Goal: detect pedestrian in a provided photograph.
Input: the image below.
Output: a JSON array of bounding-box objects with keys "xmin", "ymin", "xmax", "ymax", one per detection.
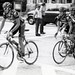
[
  {"xmin": 40, "ymin": 2, "xmax": 46, "ymax": 34},
  {"xmin": 0, "ymin": 2, "xmax": 25, "ymax": 57},
  {"xmin": 34, "ymin": 4, "xmax": 42, "ymax": 36}
]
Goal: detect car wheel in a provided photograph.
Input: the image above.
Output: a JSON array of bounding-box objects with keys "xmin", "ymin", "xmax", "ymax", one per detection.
[{"xmin": 28, "ymin": 17, "xmax": 35, "ymax": 25}]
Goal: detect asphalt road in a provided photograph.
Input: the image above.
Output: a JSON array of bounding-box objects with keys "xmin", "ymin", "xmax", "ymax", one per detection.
[{"xmin": 0, "ymin": 21, "xmax": 75, "ymax": 75}]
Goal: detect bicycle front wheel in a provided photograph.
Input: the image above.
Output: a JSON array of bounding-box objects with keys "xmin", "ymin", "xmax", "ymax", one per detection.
[
  {"xmin": 24, "ymin": 41, "xmax": 39, "ymax": 65},
  {"xmin": 0, "ymin": 43, "xmax": 14, "ymax": 70},
  {"xmin": 52, "ymin": 41, "xmax": 67, "ymax": 64}
]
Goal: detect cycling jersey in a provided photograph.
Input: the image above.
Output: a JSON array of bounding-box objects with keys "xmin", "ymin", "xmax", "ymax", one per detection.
[
  {"xmin": 69, "ymin": 14, "xmax": 75, "ymax": 34},
  {"xmin": 3, "ymin": 10, "xmax": 24, "ymax": 24},
  {"xmin": 57, "ymin": 14, "xmax": 70, "ymax": 33},
  {"xmin": 3, "ymin": 10, "xmax": 25, "ymax": 37},
  {"xmin": 57, "ymin": 14, "xmax": 69, "ymax": 24}
]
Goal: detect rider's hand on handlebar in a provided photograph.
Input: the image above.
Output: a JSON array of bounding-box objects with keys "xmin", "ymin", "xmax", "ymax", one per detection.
[
  {"xmin": 6, "ymin": 32, "xmax": 12, "ymax": 40},
  {"xmin": 0, "ymin": 30, "xmax": 1, "ymax": 34},
  {"xmin": 54, "ymin": 32, "xmax": 58, "ymax": 38},
  {"xmin": 68, "ymin": 32, "xmax": 71, "ymax": 35}
]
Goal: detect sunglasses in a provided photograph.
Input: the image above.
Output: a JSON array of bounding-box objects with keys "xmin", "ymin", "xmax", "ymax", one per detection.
[{"xmin": 3, "ymin": 7, "xmax": 9, "ymax": 11}]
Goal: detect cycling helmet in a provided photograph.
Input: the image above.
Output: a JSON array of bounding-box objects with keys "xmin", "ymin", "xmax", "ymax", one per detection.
[
  {"xmin": 59, "ymin": 7, "xmax": 66, "ymax": 12},
  {"xmin": 42, "ymin": 2, "xmax": 46, "ymax": 6},
  {"xmin": 2, "ymin": 2, "xmax": 12, "ymax": 9}
]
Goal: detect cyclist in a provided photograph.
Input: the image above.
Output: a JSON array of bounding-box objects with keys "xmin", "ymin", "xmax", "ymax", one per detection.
[
  {"xmin": 54, "ymin": 7, "xmax": 72, "ymax": 38},
  {"xmin": 0, "ymin": 2, "xmax": 25, "ymax": 57},
  {"xmin": 68, "ymin": 6, "xmax": 75, "ymax": 53}
]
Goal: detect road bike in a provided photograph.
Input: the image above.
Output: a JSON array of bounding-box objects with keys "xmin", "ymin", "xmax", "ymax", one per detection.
[
  {"xmin": 0, "ymin": 33, "xmax": 39, "ymax": 70},
  {"xmin": 52, "ymin": 34, "xmax": 75, "ymax": 64}
]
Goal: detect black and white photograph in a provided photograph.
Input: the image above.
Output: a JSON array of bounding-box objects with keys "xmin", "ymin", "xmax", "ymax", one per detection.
[{"xmin": 0, "ymin": 0, "xmax": 75, "ymax": 75}]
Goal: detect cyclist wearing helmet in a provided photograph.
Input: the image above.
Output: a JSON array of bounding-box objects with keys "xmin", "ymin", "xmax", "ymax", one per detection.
[
  {"xmin": 54, "ymin": 7, "xmax": 71, "ymax": 37},
  {"xmin": 64, "ymin": 6, "xmax": 75, "ymax": 54},
  {"xmin": 0, "ymin": 2, "xmax": 25, "ymax": 57},
  {"xmin": 68, "ymin": 6, "xmax": 75, "ymax": 44}
]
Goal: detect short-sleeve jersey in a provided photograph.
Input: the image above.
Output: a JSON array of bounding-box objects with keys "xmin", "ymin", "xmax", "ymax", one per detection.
[
  {"xmin": 57, "ymin": 14, "xmax": 68, "ymax": 23},
  {"xmin": 3, "ymin": 10, "xmax": 24, "ymax": 24},
  {"xmin": 56, "ymin": 14, "xmax": 71, "ymax": 27}
]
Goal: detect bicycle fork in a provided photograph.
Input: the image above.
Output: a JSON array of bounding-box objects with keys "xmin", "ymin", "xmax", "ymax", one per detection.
[
  {"xmin": 25, "ymin": 43, "xmax": 33, "ymax": 58},
  {"xmin": 4, "ymin": 43, "xmax": 9, "ymax": 55}
]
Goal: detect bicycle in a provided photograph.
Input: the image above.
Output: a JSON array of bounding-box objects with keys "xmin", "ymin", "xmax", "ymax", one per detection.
[
  {"xmin": 0, "ymin": 32, "xmax": 39, "ymax": 70},
  {"xmin": 52, "ymin": 34, "xmax": 75, "ymax": 64}
]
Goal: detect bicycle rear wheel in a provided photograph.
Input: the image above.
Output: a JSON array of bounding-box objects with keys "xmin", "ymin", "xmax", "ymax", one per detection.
[
  {"xmin": 0, "ymin": 43, "xmax": 14, "ymax": 70},
  {"xmin": 52, "ymin": 41, "xmax": 67, "ymax": 64},
  {"xmin": 24, "ymin": 41, "xmax": 39, "ymax": 65}
]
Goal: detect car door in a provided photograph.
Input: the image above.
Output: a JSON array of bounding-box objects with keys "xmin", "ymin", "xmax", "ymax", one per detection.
[{"xmin": 44, "ymin": 9, "xmax": 59, "ymax": 24}]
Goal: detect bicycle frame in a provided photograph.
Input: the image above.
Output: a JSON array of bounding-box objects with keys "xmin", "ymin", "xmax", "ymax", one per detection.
[
  {"xmin": 0, "ymin": 31, "xmax": 39, "ymax": 70},
  {"xmin": 7, "ymin": 39, "xmax": 19, "ymax": 51}
]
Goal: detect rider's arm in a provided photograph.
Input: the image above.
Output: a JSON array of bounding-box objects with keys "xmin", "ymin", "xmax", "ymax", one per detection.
[
  {"xmin": 0, "ymin": 18, "xmax": 6, "ymax": 33},
  {"xmin": 54, "ymin": 21, "xmax": 60, "ymax": 37},
  {"xmin": 56, "ymin": 21, "xmax": 61, "ymax": 33},
  {"xmin": 67, "ymin": 15, "xmax": 73, "ymax": 34},
  {"xmin": 68, "ymin": 21, "xmax": 72, "ymax": 34},
  {"xmin": 54, "ymin": 15, "xmax": 61, "ymax": 37},
  {"xmin": 10, "ymin": 18, "xmax": 20, "ymax": 34},
  {"xmin": 10, "ymin": 10, "xmax": 20, "ymax": 34}
]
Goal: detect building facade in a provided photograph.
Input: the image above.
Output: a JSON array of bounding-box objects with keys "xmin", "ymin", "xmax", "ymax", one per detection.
[
  {"xmin": 26, "ymin": 0, "xmax": 75, "ymax": 10},
  {"xmin": 0, "ymin": 0, "xmax": 27, "ymax": 14},
  {"xmin": 0, "ymin": 0, "xmax": 75, "ymax": 15},
  {"xmin": 27, "ymin": 0, "xmax": 74, "ymax": 4}
]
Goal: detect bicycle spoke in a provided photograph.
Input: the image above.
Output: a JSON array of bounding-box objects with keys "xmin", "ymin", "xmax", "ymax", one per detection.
[
  {"xmin": 0, "ymin": 43, "xmax": 14, "ymax": 69},
  {"xmin": 53, "ymin": 41, "xmax": 67, "ymax": 64},
  {"xmin": 24, "ymin": 41, "xmax": 39, "ymax": 65}
]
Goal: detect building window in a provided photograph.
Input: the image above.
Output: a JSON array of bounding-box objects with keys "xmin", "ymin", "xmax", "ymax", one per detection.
[
  {"xmin": 67, "ymin": 0, "xmax": 72, "ymax": 3},
  {"xmin": 52, "ymin": 0, "xmax": 56, "ymax": 3},
  {"xmin": 59, "ymin": 0, "xmax": 62, "ymax": 3},
  {"xmin": 39, "ymin": 0, "xmax": 43, "ymax": 3},
  {"xmin": 33, "ymin": 0, "xmax": 37, "ymax": 3},
  {"xmin": 47, "ymin": 0, "xmax": 50, "ymax": 3},
  {"xmin": 44, "ymin": 0, "xmax": 47, "ymax": 3},
  {"xmin": 40, "ymin": 0, "xmax": 42, "ymax": 2},
  {"xmin": 37, "ymin": 0, "xmax": 44, "ymax": 3}
]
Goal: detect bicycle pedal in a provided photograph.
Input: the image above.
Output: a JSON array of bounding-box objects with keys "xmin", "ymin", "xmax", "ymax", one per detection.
[
  {"xmin": 17, "ymin": 56, "xmax": 24, "ymax": 61},
  {"xmin": 18, "ymin": 51, "xmax": 25, "ymax": 57}
]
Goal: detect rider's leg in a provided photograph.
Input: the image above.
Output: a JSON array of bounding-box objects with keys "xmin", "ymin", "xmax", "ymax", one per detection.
[
  {"xmin": 19, "ymin": 24, "xmax": 25, "ymax": 56},
  {"xmin": 19, "ymin": 37, "xmax": 24, "ymax": 53},
  {"xmin": 69, "ymin": 34, "xmax": 75, "ymax": 44},
  {"xmin": 69, "ymin": 34, "xmax": 75, "ymax": 53}
]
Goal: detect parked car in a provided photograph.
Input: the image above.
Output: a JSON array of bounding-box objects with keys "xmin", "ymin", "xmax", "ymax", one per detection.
[
  {"xmin": 26, "ymin": 10, "xmax": 35, "ymax": 25},
  {"xmin": 26, "ymin": 8, "xmax": 69, "ymax": 26}
]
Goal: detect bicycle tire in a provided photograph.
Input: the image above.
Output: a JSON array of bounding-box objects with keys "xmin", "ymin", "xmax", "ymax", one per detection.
[
  {"xmin": 58, "ymin": 41, "xmax": 68, "ymax": 57},
  {"xmin": 0, "ymin": 43, "xmax": 14, "ymax": 70},
  {"xmin": 52, "ymin": 41, "xmax": 67, "ymax": 64},
  {"xmin": 24, "ymin": 41, "xmax": 39, "ymax": 65}
]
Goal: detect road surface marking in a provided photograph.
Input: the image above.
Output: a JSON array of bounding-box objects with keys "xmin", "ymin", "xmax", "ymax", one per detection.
[{"xmin": 36, "ymin": 63, "xmax": 75, "ymax": 75}]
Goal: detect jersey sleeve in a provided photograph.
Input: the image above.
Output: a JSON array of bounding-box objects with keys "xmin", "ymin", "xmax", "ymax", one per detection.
[
  {"xmin": 67, "ymin": 14, "xmax": 73, "ymax": 22},
  {"xmin": 56, "ymin": 15, "xmax": 61, "ymax": 21},
  {"xmin": 3, "ymin": 12, "xmax": 7, "ymax": 19},
  {"xmin": 13, "ymin": 10, "xmax": 19, "ymax": 19}
]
